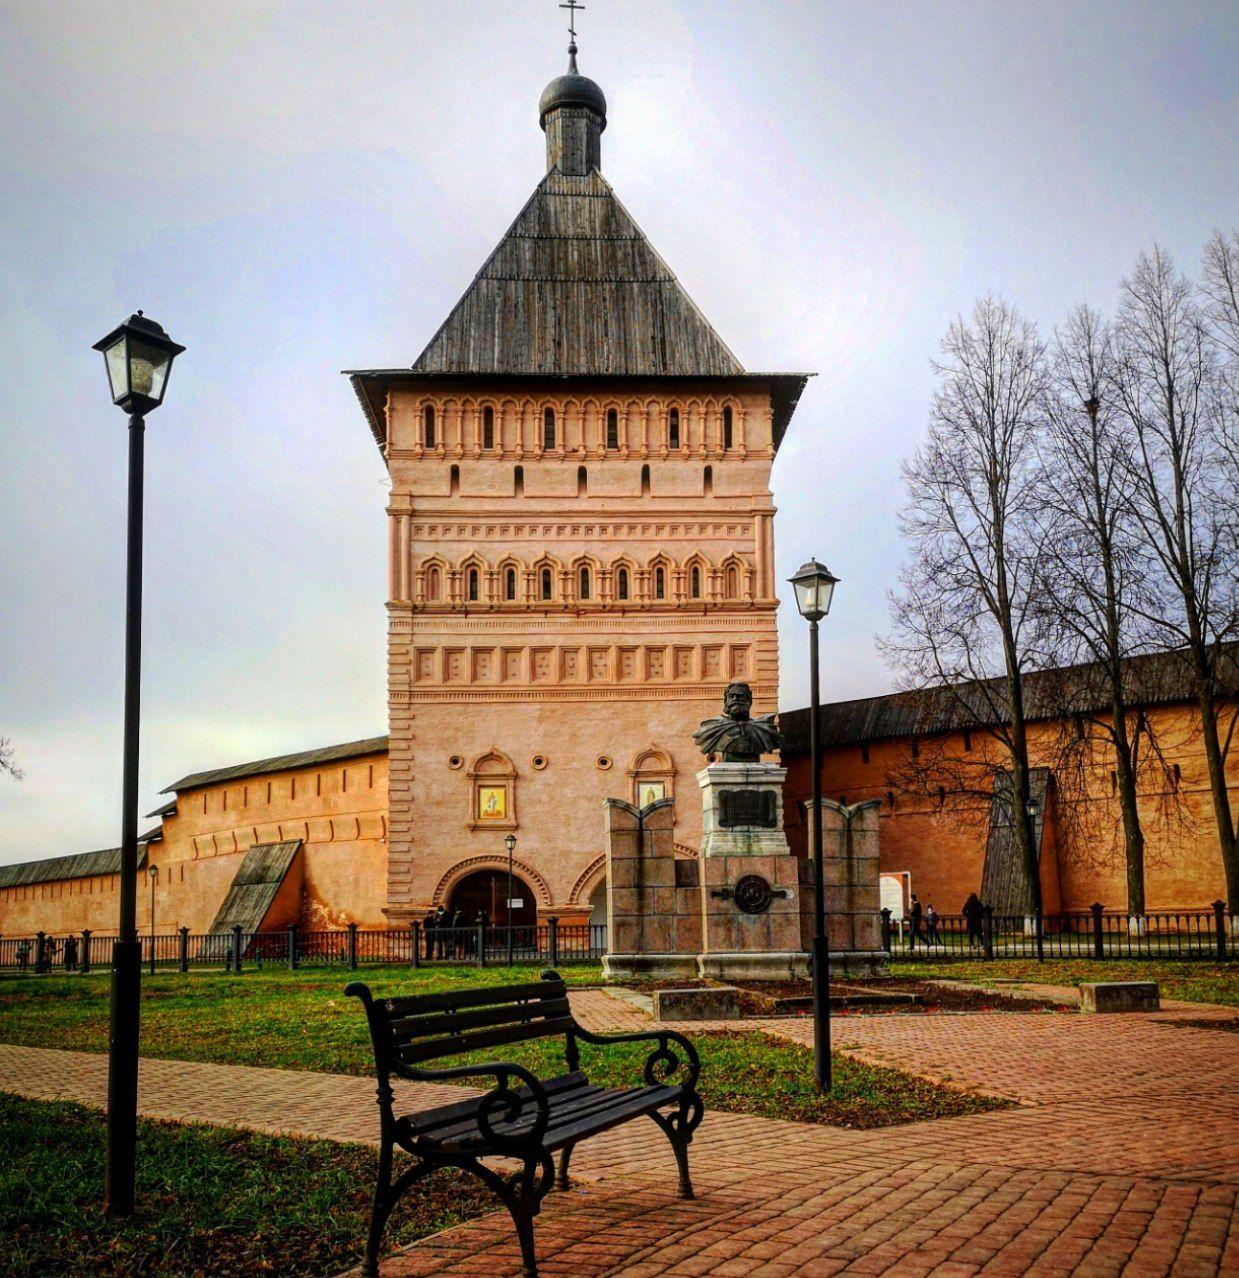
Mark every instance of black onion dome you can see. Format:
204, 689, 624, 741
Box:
539, 46, 606, 129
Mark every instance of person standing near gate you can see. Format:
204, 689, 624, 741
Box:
962, 893, 984, 947
423, 909, 437, 960
16, 939, 32, 971
925, 903, 940, 945
433, 905, 448, 959
909, 896, 925, 948
63, 934, 79, 971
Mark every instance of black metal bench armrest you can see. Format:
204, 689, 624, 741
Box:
573, 1024, 702, 1089
405, 1060, 552, 1149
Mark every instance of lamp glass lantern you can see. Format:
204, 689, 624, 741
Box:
789, 559, 840, 623
504, 833, 517, 855
92, 312, 185, 415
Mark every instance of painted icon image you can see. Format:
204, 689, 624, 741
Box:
478, 785, 507, 820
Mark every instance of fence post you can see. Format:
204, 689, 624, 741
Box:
548, 916, 559, 967
35, 931, 46, 974
79, 930, 91, 974
1090, 902, 1105, 960
287, 924, 298, 970
346, 922, 358, 971
410, 921, 420, 968
982, 906, 994, 960
1214, 900, 1228, 961
178, 927, 189, 973
880, 908, 892, 953
233, 924, 243, 973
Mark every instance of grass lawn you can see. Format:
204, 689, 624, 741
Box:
889, 958, 1239, 1007
0, 1092, 492, 1277
0, 964, 1004, 1128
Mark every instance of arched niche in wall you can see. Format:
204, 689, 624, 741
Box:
629, 745, 675, 809
467, 748, 517, 831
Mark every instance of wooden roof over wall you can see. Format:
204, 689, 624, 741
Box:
780, 645, 1239, 754
0, 843, 150, 890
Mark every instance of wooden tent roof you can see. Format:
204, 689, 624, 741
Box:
410, 169, 744, 378
346, 169, 812, 453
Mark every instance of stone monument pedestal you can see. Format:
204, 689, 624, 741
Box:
601, 797, 699, 981
696, 762, 809, 981
798, 799, 889, 977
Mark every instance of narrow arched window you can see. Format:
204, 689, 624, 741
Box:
467, 568, 479, 602
449, 463, 459, 495
543, 407, 556, 450
579, 567, 591, 600
424, 405, 436, 449
704, 464, 713, 495
668, 408, 680, 450
606, 408, 618, 451
654, 566, 666, 600
725, 564, 738, 598
690, 566, 701, 598
723, 405, 733, 450
427, 567, 441, 600
577, 465, 587, 496
617, 567, 629, 600
483, 405, 495, 450
514, 465, 524, 495
541, 567, 553, 600
505, 567, 517, 601
641, 463, 650, 495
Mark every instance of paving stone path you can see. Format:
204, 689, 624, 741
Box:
0, 985, 1235, 1276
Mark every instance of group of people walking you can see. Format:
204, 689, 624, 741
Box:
14, 933, 80, 973
904, 893, 987, 948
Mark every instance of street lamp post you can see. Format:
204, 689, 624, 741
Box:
505, 833, 517, 967
93, 312, 184, 1216
789, 558, 840, 1092
148, 865, 158, 976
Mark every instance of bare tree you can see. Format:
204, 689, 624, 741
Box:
885, 297, 1051, 939
1036, 305, 1175, 915
1115, 246, 1239, 910
0, 736, 23, 782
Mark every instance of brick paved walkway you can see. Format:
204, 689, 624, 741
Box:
0, 988, 1235, 1276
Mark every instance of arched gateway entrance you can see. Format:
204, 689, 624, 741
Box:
448, 869, 538, 928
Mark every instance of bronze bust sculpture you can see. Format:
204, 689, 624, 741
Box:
692, 681, 781, 762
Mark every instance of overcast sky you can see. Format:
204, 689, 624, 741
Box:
1, 0, 1235, 865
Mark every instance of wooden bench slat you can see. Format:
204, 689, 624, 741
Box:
396, 1014, 577, 1065
404, 1073, 594, 1142
380, 981, 561, 1016
543, 1085, 681, 1149
388, 996, 571, 1042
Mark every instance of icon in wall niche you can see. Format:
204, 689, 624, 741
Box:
478, 786, 507, 820
637, 780, 666, 808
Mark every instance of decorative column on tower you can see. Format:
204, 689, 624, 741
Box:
693, 683, 807, 980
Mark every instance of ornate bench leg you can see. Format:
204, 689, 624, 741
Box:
361, 1136, 394, 1278
651, 1092, 703, 1201
556, 1144, 574, 1191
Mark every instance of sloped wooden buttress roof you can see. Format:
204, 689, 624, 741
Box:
410, 170, 745, 378
207, 841, 302, 935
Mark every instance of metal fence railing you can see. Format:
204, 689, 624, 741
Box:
881, 903, 1234, 962
0, 919, 608, 974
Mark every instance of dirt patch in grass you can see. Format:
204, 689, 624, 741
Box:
0, 1092, 492, 1277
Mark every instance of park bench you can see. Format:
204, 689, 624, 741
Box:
346, 969, 704, 1278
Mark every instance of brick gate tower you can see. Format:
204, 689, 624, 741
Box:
348, 43, 809, 929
